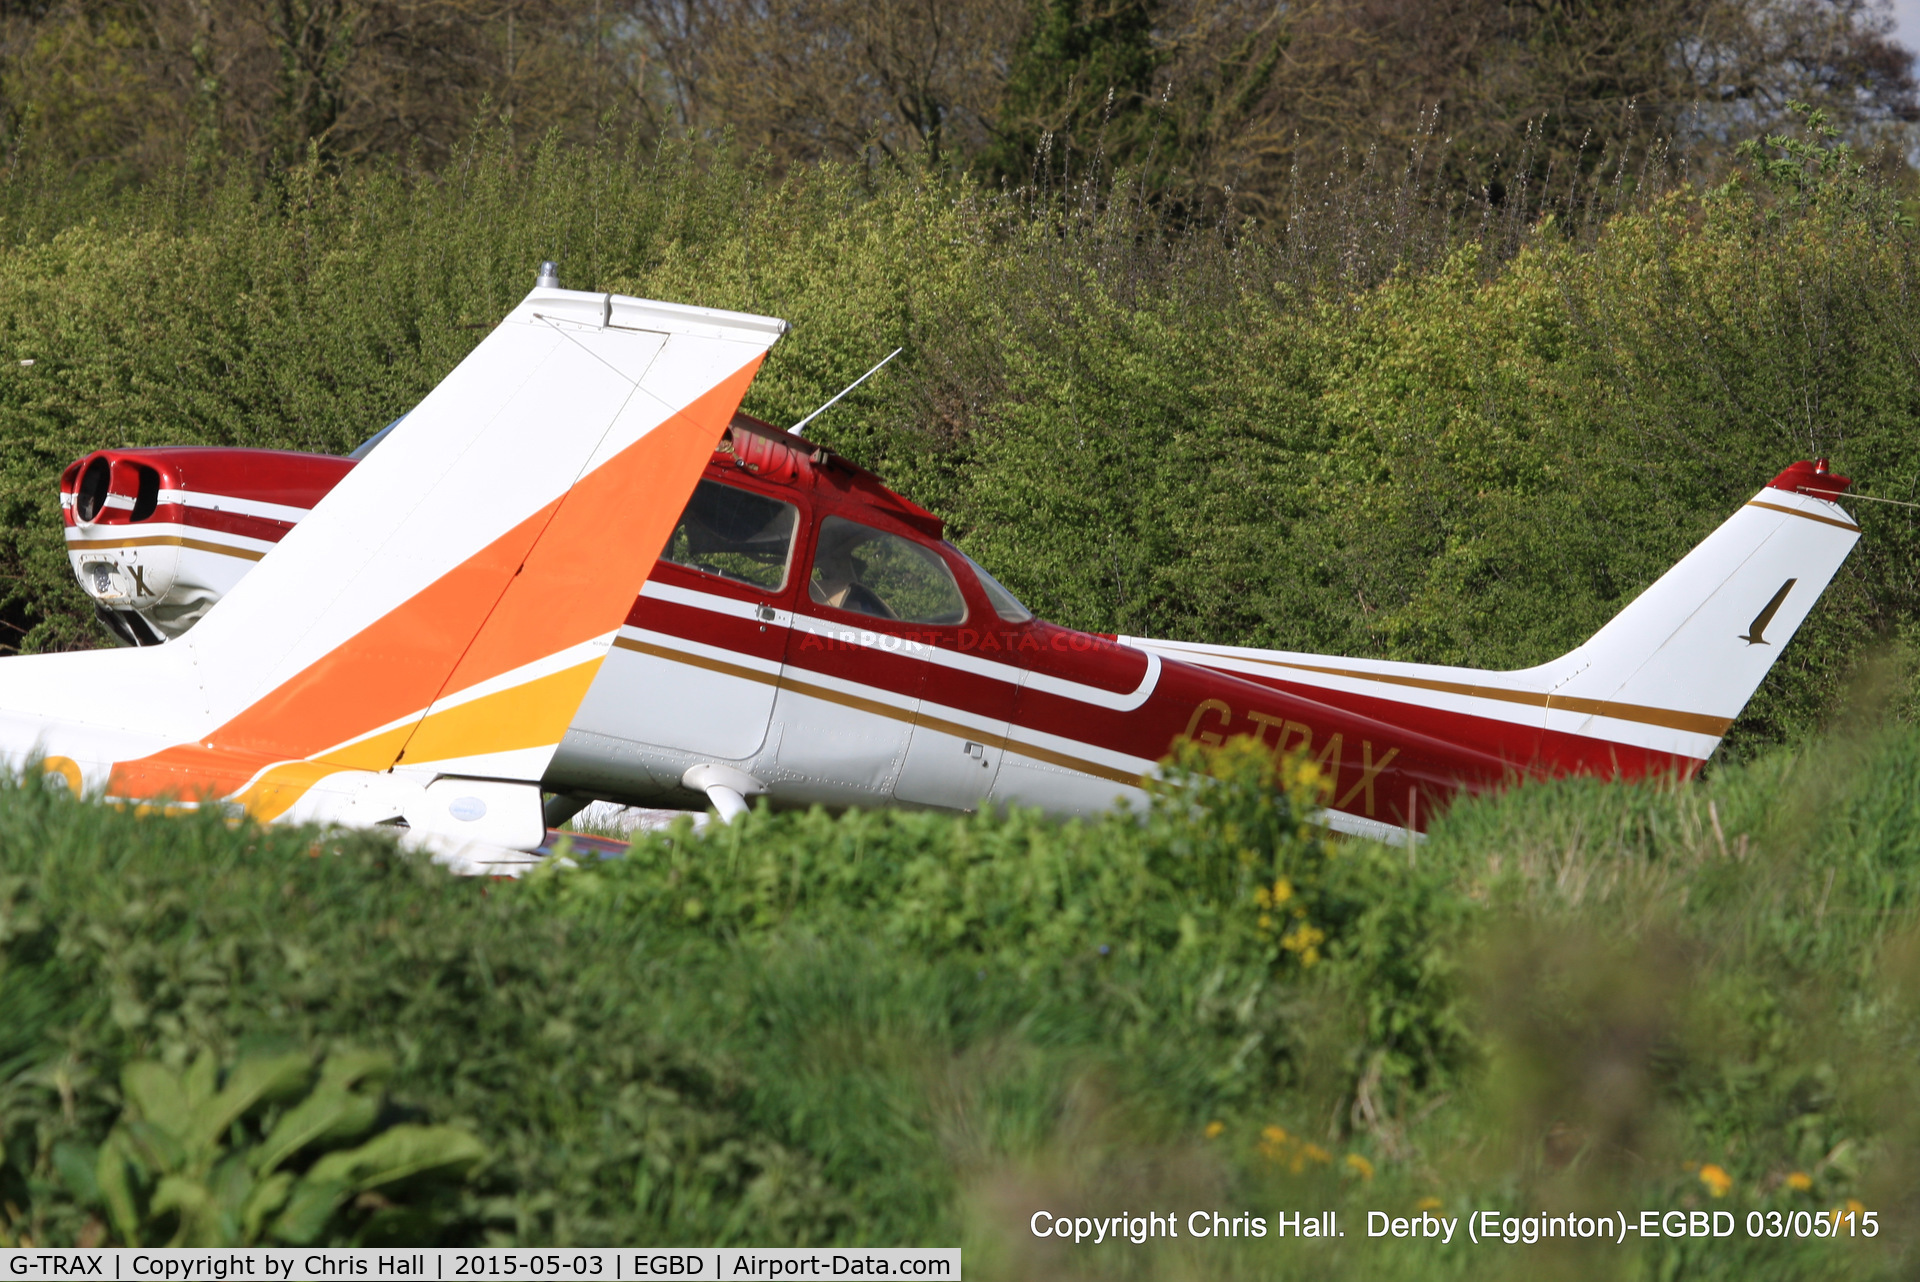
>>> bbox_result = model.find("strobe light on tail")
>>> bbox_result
[46,279,1861,857]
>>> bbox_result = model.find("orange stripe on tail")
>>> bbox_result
[109,351,766,812]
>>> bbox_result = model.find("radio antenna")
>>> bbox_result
[790,347,904,437]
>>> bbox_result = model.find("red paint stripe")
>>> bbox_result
[149,506,300,538]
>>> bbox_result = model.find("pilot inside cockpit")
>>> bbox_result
[809,515,968,625]
[809,518,898,618]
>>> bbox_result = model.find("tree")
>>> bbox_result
[0,0,1909,202]
[628,0,1026,168]
[982,0,1168,183]
[0,0,668,178]
[1141,0,1918,214]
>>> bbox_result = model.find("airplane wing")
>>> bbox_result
[0,284,785,858]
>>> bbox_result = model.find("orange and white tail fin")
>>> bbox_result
[1127,460,1860,767]
[0,285,783,854]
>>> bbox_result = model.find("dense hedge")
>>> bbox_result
[0,126,1914,754]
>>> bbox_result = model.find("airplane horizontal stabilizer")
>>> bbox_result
[0,286,785,841]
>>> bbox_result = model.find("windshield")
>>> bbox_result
[954,548,1032,623]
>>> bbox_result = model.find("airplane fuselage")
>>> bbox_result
[60,416,1716,837]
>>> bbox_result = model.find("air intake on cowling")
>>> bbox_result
[536,260,561,289]
[75,455,111,523]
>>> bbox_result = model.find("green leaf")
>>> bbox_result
[269,1179,348,1246]
[210,1153,256,1244]
[182,1054,217,1114]
[150,1173,216,1246]
[96,1136,141,1244]
[115,1119,187,1180]
[241,1171,294,1244]
[120,1061,190,1138]
[316,1048,394,1094]
[187,1052,312,1151]
[304,1124,486,1191]
[52,1139,100,1205]
[252,1091,379,1175]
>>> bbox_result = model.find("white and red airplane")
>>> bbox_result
[39,275,1860,869]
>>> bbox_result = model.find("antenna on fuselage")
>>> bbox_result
[790,347,904,437]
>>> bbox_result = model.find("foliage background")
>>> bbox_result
[0,121,1914,755]
[0,0,1915,206]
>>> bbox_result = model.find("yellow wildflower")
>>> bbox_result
[1204,1121,1225,1139]
[1344,1153,1375,1181]
[1415,1197,1443,1212]
[1785,1172,1812,1192]
[1846,1199,1866,1216]
[1699,1165,1733,1198]
[1281,923,1326,967]
[1257,1124,1336,1172]
[1272,877,1294,905]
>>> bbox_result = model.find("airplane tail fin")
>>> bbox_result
[1529,459,1859,757]
[1127,460,1860,769]
[39,284,784,843]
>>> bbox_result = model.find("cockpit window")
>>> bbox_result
[662,481,799,590]
[954,547,1033,622]
[810,516,967,624]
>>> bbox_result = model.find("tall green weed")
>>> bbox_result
[0,719,1916,1275]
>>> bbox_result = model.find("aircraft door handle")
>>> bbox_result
[756,603,776,629]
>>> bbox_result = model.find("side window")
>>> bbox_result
[809,516,967,624]
[662,480,798,591]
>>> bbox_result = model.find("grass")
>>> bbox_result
[0,722,1912,1275]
